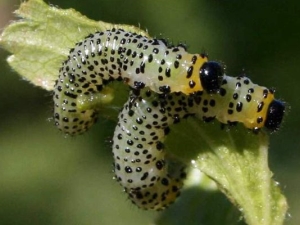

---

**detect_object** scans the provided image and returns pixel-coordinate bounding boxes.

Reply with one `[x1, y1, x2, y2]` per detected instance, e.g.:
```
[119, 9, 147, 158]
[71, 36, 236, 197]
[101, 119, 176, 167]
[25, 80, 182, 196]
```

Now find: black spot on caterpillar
[112, 76, 284, 210]
[53, 28, 224, 134]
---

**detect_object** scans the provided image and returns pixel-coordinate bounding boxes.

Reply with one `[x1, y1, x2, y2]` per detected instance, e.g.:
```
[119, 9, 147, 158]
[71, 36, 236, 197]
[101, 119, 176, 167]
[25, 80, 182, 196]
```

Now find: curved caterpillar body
[53, 28, 224, 135]
[113, 89, 188, 210]
[53, 28, 285, 210]
[112, 76, 284, 210]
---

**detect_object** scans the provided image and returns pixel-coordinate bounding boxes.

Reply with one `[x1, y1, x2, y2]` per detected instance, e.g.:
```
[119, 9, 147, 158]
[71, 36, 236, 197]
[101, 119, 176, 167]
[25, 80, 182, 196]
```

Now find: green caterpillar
[53, 28, 224, 135]
[53, 28, 285, 210]
[112, 75, 284, 210]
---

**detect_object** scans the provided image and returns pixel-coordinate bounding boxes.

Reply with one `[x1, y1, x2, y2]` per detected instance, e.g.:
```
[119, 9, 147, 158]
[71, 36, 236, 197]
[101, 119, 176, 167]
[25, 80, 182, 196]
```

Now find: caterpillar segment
[112, 79, 285, 210]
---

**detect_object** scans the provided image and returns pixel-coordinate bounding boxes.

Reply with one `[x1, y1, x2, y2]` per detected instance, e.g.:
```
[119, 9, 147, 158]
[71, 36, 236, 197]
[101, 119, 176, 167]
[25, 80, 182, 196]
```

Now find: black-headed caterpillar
[112, 76, 285, 210]
[53, 28, 285, 210]
[53, 28, 224, 134]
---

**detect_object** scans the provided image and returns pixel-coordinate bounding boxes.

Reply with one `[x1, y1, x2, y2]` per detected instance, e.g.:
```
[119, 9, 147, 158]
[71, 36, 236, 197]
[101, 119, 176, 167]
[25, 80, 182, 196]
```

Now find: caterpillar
[112, 75, 284, 210]
[53, 27, 285, 210]
[53, 28, 224, 135]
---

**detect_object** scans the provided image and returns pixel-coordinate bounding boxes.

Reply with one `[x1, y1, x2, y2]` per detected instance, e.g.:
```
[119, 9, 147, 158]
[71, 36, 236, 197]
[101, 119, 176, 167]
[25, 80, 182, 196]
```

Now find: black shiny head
[264, 100, 285, 132]
[199, 61, 224, 93]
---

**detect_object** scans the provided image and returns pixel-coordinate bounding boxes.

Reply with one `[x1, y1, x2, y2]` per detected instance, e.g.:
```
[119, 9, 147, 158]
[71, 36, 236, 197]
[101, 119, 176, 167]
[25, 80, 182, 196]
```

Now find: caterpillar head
[264, 99, 285, 132]
[199, 61, 224, 93]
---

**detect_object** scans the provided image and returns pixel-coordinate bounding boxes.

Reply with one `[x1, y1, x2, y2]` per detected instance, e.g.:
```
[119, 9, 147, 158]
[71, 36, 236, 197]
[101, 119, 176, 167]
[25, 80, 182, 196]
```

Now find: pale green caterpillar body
[53, 28, 285, 210]
[112, 75, 285, 210]
[113, 89, 187, 210]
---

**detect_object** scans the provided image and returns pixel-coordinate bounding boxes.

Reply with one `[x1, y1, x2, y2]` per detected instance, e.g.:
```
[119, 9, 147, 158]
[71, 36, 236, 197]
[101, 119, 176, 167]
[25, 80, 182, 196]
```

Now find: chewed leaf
[0, 0, 148, 90]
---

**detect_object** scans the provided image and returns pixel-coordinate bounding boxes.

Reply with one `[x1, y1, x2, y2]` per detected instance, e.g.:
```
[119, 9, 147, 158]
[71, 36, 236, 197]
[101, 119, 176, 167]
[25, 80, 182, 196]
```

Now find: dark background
[0, 0, 299, 224]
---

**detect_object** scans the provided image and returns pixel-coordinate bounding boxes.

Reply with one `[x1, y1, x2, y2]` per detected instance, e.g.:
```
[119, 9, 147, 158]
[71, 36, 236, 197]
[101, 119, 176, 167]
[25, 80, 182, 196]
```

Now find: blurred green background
[0, 0, 299, 224]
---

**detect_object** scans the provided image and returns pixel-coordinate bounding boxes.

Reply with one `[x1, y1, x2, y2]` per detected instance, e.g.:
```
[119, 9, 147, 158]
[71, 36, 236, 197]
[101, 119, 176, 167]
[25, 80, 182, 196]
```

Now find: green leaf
[158, 120, 288, 225]
[0, 1, 288, 224]
[0, 0, 148, 90]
